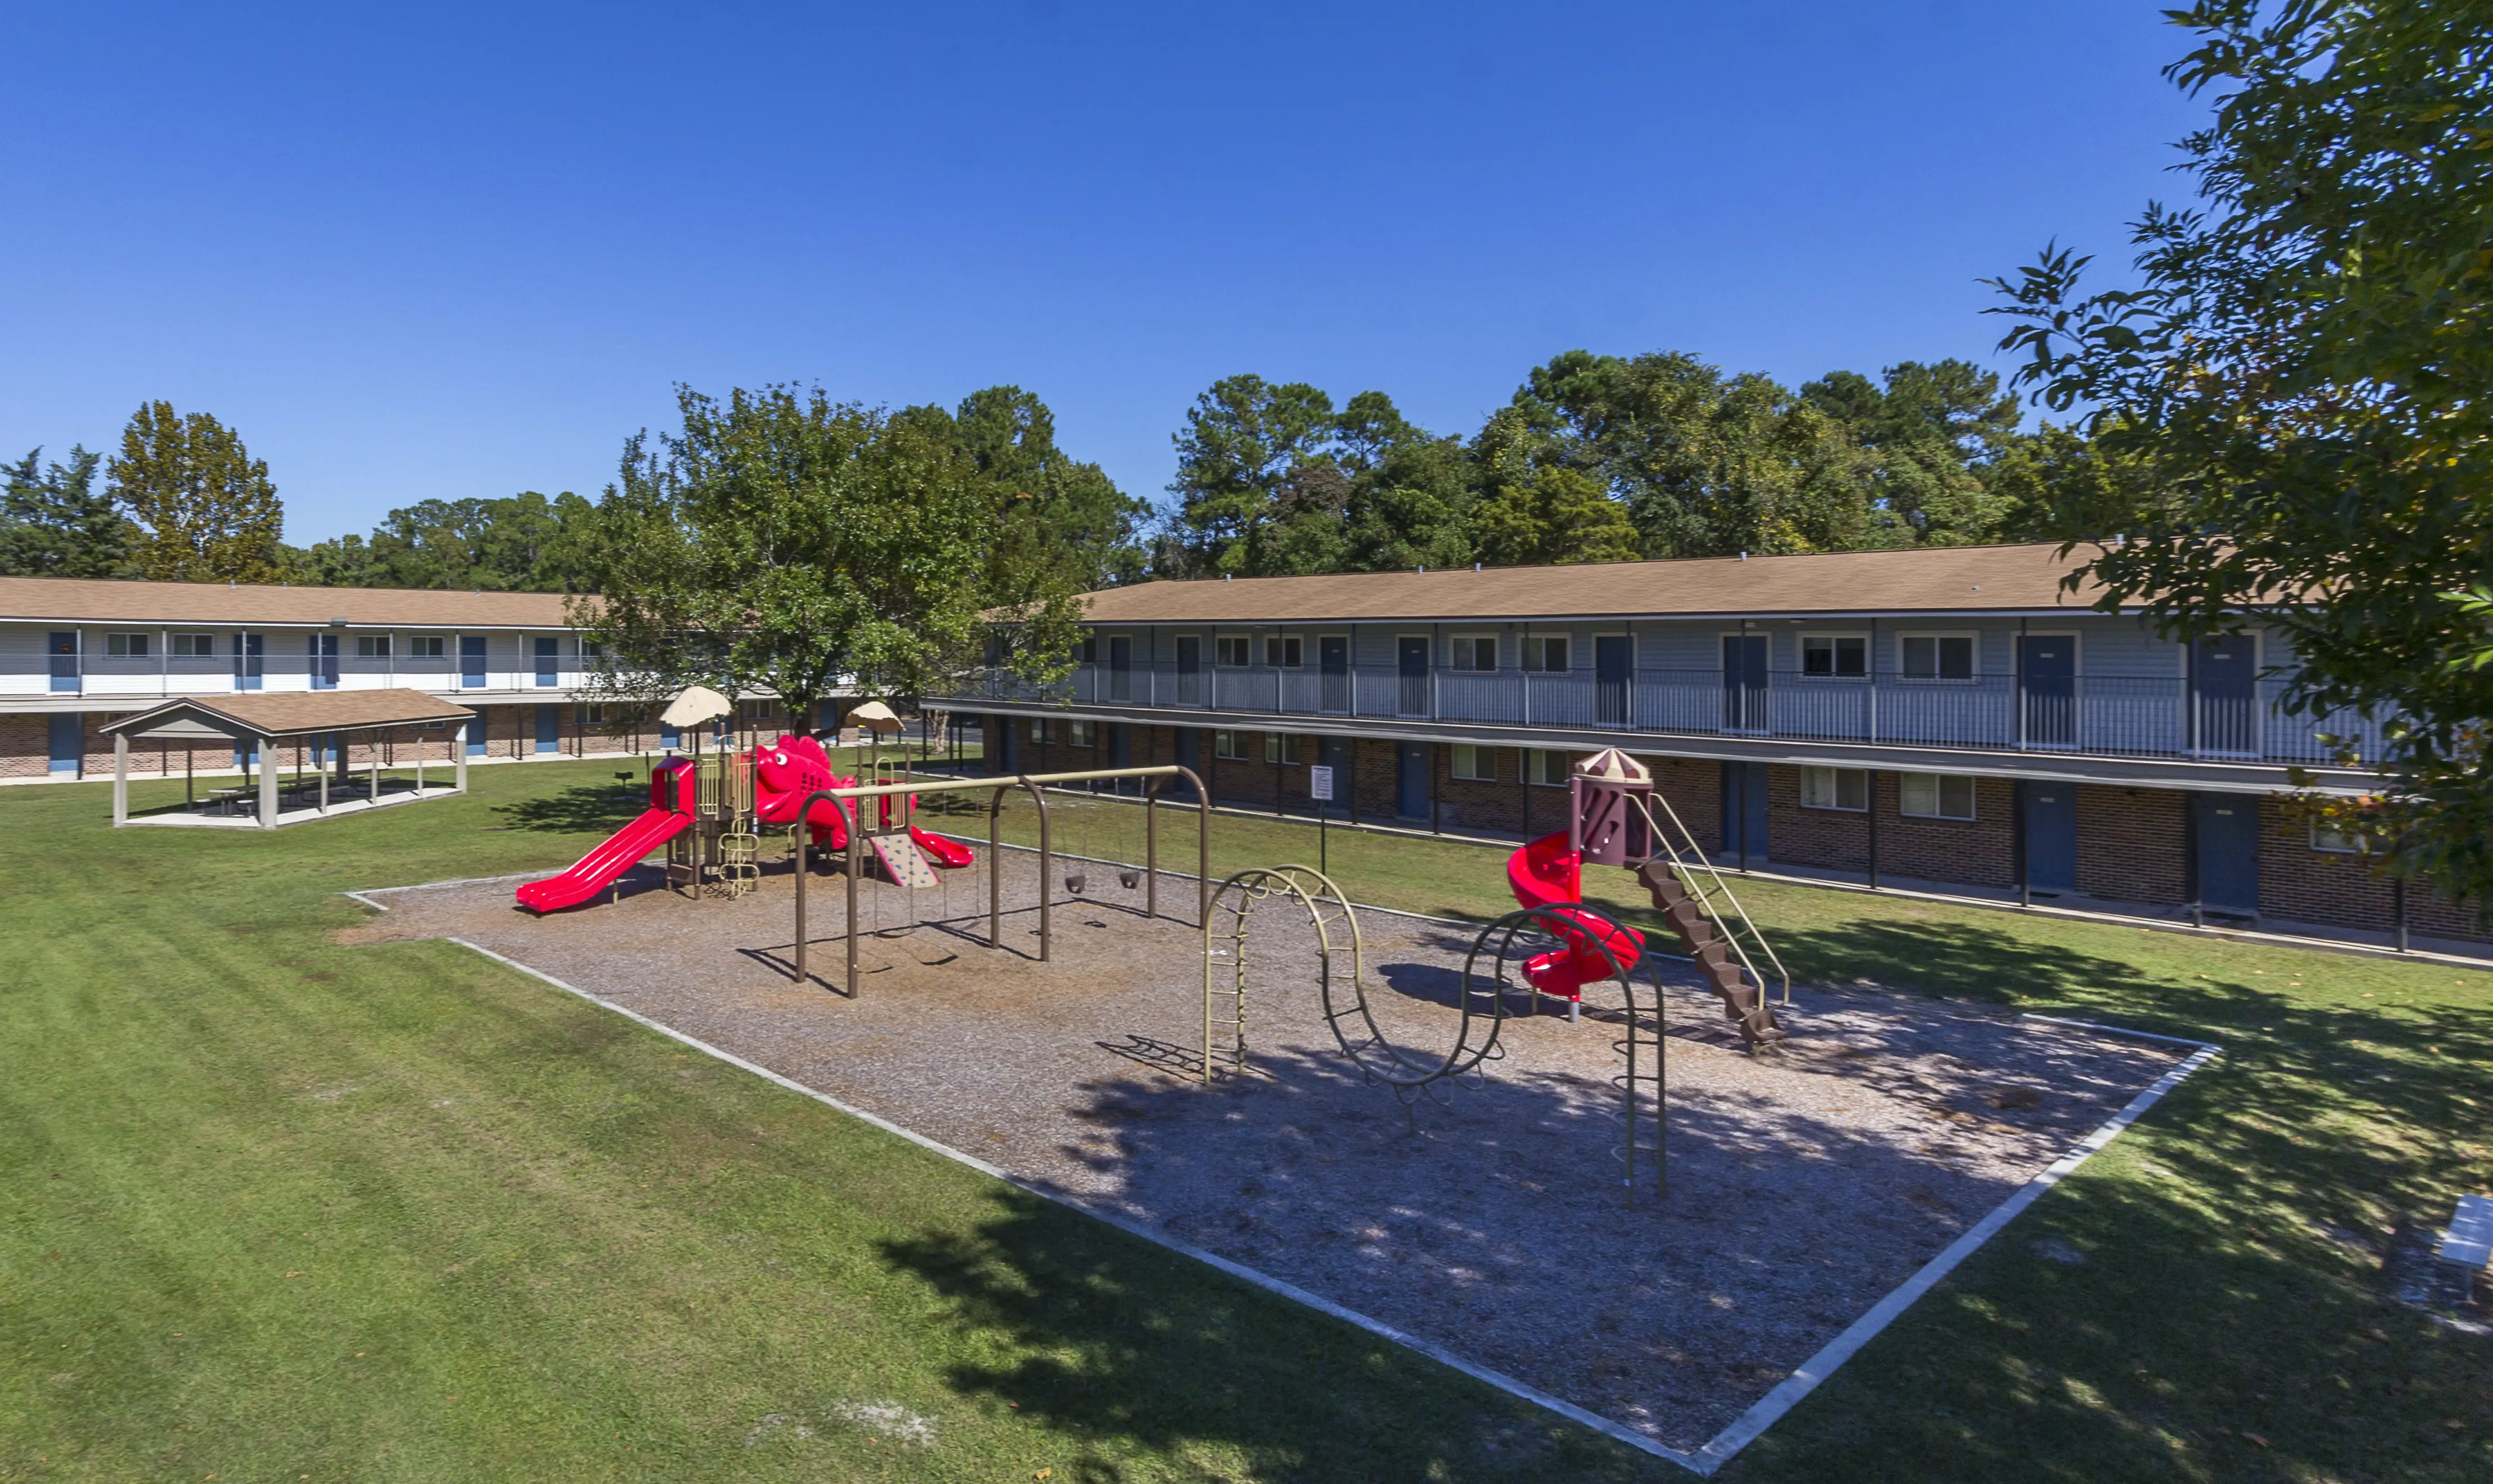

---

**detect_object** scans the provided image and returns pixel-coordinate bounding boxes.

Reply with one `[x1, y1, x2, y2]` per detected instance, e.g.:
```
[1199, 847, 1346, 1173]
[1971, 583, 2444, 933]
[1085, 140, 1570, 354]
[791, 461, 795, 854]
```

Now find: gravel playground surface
[344, 849, 2183, 1454]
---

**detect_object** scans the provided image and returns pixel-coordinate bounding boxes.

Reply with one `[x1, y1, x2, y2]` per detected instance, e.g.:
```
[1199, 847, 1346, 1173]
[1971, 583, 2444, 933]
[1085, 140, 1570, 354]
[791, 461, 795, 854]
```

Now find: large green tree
[1164, 375, 1341, 575]
[575, 384, 1082, 727]
[1801, 359, 2024, 543]
[904, 385, 1148, 592]
[1, 445, 132, 577]
[106, 403, 284, 582]
[1988, 0, 2493, 900]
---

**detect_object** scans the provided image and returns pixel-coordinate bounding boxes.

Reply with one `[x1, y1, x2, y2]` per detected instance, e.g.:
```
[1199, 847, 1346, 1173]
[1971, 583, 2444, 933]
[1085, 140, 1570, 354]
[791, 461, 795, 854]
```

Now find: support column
[454, 723, 470, 791]
[112, 732, 129, 826]
[258, 735, 279, 827]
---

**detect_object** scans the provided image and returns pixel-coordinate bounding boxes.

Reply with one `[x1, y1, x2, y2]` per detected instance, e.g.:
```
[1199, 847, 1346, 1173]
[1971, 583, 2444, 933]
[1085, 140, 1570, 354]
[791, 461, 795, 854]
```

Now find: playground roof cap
[101, 688, 477, 742]
[1071, 542, 2114, 623]
[0, 574, 588, 629]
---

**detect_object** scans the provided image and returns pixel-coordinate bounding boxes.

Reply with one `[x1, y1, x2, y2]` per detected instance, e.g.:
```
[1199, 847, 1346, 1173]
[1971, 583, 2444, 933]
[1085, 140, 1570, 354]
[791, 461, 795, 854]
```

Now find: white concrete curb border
[410, 920, 2221, 1476]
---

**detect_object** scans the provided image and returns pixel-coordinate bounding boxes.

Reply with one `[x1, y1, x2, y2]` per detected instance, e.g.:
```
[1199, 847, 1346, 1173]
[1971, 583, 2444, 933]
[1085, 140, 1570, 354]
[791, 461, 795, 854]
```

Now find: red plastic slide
[516, 759, 697, 913]
[908, 825, 975, 868]
[1504, 830, 1644, 1002]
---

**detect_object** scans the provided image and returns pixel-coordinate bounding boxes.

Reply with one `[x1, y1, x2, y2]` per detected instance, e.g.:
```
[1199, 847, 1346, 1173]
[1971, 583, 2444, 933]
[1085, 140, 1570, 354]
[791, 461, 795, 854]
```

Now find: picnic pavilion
[100, 689, 477, 829]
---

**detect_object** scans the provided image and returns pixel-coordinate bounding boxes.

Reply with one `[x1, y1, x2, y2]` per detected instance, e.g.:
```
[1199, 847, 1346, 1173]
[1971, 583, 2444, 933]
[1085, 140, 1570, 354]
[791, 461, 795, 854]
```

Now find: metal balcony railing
[942, 663, 2389, 768]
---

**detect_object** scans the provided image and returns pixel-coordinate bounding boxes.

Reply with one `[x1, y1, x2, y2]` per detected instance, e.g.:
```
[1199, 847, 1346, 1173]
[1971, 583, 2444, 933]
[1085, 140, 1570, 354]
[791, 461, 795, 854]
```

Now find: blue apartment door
[1397, 636, 1430, 717]
[467, 712, 488, 756]
[2022, 781, 2077, 893]
[2192, 636, 2257, 756]
[1319, 636, 1351, 714]
[535, 705, 561, 753]
[991, 715, 1017, 773]
[460, 635, 488, 689]
[1175, 635, 1203, 705]
[1107, 636, 1134, 701]
[2192, 794, 2260, 914]
[2019, 635, 2075, 748]
[1721, 635, 1768, 732]
[233, 633, 265, 691]
[1395, 740, 1429, 820]
[48, 631, 79, 693]
[309, 632, 339, 689]
[534, 636, 560, 688]
[1720, 761, 1769, 868]
[1320, 735, 1350, 814]
[1595, 635, 1631, 726]
[1107, 722, 1131, 770]
[48, 713, 81, 773]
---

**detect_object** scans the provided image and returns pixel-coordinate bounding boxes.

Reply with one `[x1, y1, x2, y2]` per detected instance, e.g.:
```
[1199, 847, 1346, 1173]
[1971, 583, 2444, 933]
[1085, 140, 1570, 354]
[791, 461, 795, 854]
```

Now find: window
[1901, 634, 1976, 681]
[407, 635, 445, 659]
[1068, 720, 1095, 748]
[1801, 635, 1867, 679]
[1264, 732, 1296, 764]
[1028, 717, 1050, 743]
[1215, 635, 1251, 667]
[1451, 744, 1496, 782]
[105, 632, 151, 658]
[1800, 766, 1869, 811]
[1265, 635, 1303, 668]
[418, 719, 444, 730]
[1449, 635, 1498, 672]
[1214, 730, 1248, 761]
[2311, 821, 2371, 854]
[172, 632, 215, 657]
[739, 699, 773, 721]
[356, 635, 391, 659]
[1527, 749, 1572, 786]
[1523, 635, 1571, 672]
[580, 639, 606, 662]
[1899, 772, 1977, 820]
[1078, 634, 1098, 664]
[574, 703, 606, 726]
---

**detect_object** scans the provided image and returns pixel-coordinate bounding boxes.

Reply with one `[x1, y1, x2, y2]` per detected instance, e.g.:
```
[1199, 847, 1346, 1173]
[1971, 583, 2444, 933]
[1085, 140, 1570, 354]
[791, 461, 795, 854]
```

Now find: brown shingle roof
[102, 688, 478, 740]
[0, 575, 588, 627]
[1077, 543, 2113, 623]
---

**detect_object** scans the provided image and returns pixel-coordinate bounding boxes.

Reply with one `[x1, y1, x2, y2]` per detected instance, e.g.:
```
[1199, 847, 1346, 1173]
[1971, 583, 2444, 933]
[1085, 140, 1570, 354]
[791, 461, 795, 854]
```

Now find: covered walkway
[101, 690, 477, 829]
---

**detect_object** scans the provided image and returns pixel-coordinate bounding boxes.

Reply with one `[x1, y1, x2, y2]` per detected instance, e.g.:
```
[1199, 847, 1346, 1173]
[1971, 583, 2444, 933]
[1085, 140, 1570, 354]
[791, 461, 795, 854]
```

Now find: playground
[348, 730, 2193, 1457]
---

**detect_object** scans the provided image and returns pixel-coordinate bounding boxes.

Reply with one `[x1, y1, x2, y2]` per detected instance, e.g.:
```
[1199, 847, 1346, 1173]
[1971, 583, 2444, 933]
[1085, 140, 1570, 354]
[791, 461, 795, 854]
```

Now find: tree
[107, 403, 284, 582]
[1332, 391, 1475, 572]
[575, 384, 1083, 729]
[1469, 462, 1640, 568]
[907, 385, 1148, 592]
[1164, 375, 1340, 575]
[1801, 360, 2024, 544]
[1, 445, 132, 577]
[1987, 0, 2493, 900]
[282, 491, 604, 591]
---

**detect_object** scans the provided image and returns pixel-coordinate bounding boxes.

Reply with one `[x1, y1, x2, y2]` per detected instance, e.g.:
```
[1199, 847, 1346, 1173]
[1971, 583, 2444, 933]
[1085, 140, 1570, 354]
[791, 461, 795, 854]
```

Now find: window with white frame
[1264, 635, 1303, 668]
[1068, 720, 1095, 748]
[1900, 633, 1977, 681]
[1214, 729, 1248, 761]
[1800, 766, 1869, 811]
[1451, 743, 1497, 781]
[172, 632, 216, 657]
[574, 703, 606, 725]
[2310, 820, 2371, 853]
[356, 635, 391, 659]
[105, 632, 151, 658]
[1527, 748, 1573, 786]
[1264, 731, 1296, 764]
[1448, 635, 1499, 672]
[1801, 634, 1867, 679]
[407, 635, 446, 659]
[1899, 771, 1977, 820]
[1523, 635, 1571, 672]
[1215, 635, 1251, 667]
[1029, 717, 1050, 743]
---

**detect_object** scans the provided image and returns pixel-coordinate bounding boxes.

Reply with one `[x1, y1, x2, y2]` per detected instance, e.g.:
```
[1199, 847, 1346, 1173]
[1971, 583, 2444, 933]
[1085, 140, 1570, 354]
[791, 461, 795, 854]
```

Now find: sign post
[1309, 763, 1334, 876]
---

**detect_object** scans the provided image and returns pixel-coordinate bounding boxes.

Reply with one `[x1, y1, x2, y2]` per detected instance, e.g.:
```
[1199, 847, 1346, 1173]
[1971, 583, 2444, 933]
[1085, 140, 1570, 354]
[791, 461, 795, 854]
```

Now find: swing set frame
[788, 765, 1211, 999]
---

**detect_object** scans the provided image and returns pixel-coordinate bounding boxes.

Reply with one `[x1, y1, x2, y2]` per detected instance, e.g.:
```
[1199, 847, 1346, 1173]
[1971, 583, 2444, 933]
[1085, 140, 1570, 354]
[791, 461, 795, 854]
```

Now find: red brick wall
[1766, 764, 1871, 872]
[0, 713, 49, 779]
[2076, 785, 2189, 905]
[1863, 771, 2018, 889]
[2258, 795, 2487, 943]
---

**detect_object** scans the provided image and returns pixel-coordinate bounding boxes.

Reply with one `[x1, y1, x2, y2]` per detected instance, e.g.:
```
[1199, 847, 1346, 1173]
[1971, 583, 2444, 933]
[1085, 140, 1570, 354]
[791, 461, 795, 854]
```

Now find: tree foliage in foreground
[1987, 0, 2493, 902]
[574, 384, 1086, 727]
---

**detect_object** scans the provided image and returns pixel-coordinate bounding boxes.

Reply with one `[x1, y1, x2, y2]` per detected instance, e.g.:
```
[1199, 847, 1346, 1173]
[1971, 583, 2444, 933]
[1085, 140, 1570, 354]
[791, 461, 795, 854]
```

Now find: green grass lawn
[4, 761, 2489, 1482]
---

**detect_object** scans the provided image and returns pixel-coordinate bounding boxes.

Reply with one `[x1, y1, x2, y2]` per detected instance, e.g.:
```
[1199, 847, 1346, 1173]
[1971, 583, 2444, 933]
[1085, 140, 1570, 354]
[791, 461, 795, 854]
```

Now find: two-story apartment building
[950, 542, 2482, 949]
[0, 576, 779, 781]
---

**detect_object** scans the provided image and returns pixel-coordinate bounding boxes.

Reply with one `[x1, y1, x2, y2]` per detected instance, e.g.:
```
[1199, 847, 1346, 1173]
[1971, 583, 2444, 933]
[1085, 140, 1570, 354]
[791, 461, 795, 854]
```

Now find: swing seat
[1118, 868, 1141, 889]
[1066, 871, 1088, 894]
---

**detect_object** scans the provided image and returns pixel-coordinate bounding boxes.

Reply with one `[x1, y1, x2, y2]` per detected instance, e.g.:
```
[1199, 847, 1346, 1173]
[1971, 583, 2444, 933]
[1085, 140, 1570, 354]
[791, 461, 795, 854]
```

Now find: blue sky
[0, 3, 2212, 545]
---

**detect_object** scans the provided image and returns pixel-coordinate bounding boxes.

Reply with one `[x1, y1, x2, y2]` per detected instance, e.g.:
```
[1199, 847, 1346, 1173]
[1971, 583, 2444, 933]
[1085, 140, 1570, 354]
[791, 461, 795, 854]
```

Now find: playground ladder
[1631, 794, 1789, 1048]
[1611, 970, 1667, 1205]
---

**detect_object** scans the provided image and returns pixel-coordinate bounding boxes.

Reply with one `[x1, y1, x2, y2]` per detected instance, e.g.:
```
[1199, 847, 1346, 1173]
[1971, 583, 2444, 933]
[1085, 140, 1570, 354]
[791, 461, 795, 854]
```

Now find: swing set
[787, 764, 1213, 999]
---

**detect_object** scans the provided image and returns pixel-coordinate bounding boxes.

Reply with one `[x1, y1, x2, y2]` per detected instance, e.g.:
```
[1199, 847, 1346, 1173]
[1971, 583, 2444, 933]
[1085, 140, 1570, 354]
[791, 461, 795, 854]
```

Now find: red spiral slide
[1504, 830, 1645, 1002]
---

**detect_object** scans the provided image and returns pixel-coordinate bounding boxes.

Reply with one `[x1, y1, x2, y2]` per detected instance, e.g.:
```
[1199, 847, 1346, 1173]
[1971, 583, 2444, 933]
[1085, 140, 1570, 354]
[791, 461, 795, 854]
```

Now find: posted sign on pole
[1309, 764, 1335, 803]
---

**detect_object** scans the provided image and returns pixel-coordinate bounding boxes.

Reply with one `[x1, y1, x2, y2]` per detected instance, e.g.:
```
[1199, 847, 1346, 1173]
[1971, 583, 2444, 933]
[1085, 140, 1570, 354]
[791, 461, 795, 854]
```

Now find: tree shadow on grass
[490, 783, 648, 835]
